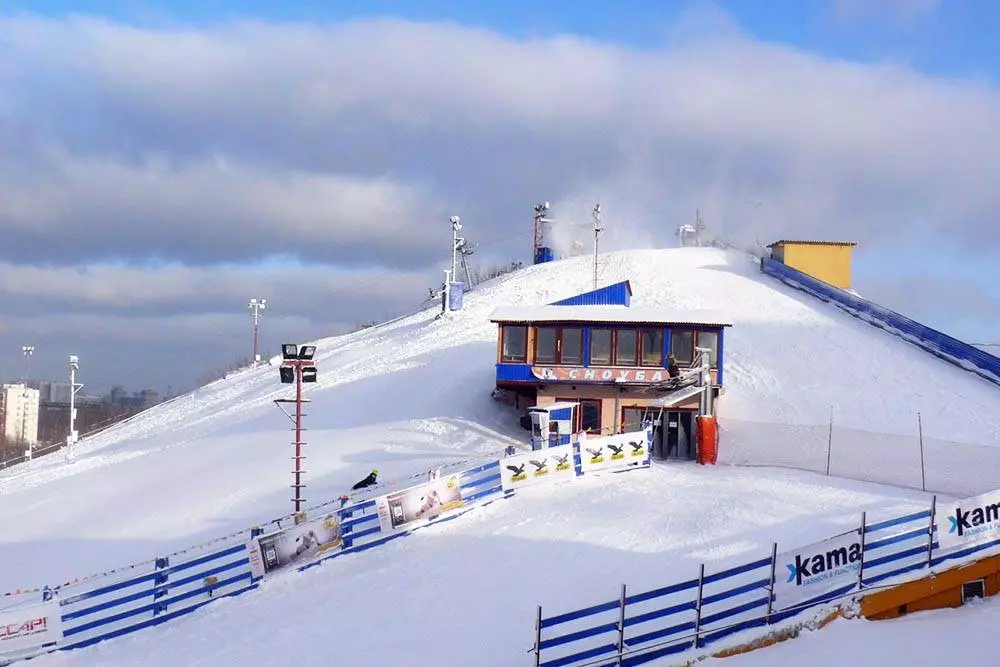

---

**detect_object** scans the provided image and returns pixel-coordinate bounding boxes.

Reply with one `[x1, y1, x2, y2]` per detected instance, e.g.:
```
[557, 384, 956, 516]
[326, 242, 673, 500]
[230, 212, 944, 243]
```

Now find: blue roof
[549, 280, 632, 307]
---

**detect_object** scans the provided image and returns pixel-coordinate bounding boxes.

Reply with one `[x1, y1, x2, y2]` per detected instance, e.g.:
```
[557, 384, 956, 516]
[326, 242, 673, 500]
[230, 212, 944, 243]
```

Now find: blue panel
[716, 329, 725, 385]
[551, 408, 572, 421]
[550, 280, 632, 307]
[447, 282, 464, 311]
[703, 557, 772, 585]
[865, 510, 931, 533]
[542, 599, 622, 628]
[495, 363, 535, 383]
[761, 258, 1000, 386]
[582, 328, 592, 366]
[539, 621, 619, 650]
[535, 247, 555, 264]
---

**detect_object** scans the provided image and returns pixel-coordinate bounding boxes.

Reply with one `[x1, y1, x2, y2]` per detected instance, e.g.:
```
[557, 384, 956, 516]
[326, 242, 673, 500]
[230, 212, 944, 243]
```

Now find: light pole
[591, 202, 604, 289]
[21, 345, 34, 457]
[248, 298, 267, 367]
[273, 343, 318, 514]
[66, 355, 84, 461]
[533, 201, 552, 264]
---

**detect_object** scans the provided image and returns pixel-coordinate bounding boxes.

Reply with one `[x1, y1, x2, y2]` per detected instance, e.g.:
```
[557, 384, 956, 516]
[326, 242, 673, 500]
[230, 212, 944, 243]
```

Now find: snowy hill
[5, 247, 1000, 665]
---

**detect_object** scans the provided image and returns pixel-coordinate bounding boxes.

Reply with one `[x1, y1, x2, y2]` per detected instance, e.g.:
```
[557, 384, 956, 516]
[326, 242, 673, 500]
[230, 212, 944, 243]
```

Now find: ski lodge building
[489, 281, 731, 460]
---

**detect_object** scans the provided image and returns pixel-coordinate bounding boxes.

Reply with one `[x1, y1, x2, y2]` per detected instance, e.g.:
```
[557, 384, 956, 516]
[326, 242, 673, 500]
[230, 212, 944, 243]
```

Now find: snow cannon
[533, 201, 556, 264]
[526, 402, 577, 450]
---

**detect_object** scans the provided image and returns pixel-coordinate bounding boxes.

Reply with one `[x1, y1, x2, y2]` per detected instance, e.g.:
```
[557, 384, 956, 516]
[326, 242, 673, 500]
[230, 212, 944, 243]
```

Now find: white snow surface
[3, 247, 1000, 664]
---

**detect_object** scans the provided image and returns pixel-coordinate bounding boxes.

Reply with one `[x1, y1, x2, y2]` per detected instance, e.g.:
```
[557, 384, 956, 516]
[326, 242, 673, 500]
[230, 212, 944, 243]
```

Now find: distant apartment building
[0, 383, 40, 445]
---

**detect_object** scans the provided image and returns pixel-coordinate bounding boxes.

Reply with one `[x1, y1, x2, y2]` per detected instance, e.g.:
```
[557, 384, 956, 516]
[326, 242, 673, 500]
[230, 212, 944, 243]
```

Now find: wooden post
[918, 412, 926, 492]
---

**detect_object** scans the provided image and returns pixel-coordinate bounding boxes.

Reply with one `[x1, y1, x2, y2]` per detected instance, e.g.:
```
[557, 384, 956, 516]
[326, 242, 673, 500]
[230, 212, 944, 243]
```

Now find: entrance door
[663, 411, 695, 460]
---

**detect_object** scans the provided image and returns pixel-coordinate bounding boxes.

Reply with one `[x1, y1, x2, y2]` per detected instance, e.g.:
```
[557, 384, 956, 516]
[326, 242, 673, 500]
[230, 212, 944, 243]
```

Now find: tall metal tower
[248, 298, 267, 366]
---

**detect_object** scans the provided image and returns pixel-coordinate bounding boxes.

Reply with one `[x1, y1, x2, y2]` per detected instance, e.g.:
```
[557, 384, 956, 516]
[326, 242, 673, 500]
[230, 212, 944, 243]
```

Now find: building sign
[532, 366, 678, 384]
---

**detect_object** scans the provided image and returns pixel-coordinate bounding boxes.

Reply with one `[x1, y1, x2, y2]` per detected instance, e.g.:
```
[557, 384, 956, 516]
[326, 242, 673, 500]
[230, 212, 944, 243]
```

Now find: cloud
[0, 11, 997, 391]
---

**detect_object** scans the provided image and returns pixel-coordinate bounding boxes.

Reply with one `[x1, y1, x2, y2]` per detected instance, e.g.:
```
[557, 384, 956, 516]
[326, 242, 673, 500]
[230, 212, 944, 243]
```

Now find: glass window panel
[615, 329, 637, 365]
[501, 325, 527, 362]
[670, 330, 694, 364]
[581, 400, 602, 433]
[697, 331, 719, 366]
[561, 328, 582, 364]
[535, 327, 557, 364]
[590, 329, 612, 365]
[640, 329, 664, 367]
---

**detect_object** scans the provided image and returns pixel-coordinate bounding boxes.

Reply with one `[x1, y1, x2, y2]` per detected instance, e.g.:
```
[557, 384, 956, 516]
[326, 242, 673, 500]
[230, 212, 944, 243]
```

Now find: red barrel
[696, 415, 718, 465]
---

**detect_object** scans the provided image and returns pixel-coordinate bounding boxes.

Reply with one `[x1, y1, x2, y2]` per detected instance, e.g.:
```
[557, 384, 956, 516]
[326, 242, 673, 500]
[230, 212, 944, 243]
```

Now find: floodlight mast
[66, 355, 83, 461]
[248, 298, 267, 367]
[274, 343, 318, 513]
[592, 203, 603, 289]
[21, 345, 34, 458]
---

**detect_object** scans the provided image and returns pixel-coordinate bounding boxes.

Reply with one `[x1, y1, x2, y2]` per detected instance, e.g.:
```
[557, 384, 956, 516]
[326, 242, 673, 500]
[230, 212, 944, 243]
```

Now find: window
[580, 399, 602, 434]
[670, 329, 694, 365]
[535, 327, 558, 364]
[621, 407, 647, 433]
[561, 328, 583, 365]
[534, 326, 583, 365]
[500, 325, 527, 362]
[590, 329, 612, 365]
[962, 579, 985, 604]
[640, 329, 664, 367]
[696, 330, 719, 367]
[615, 329, 637, 365]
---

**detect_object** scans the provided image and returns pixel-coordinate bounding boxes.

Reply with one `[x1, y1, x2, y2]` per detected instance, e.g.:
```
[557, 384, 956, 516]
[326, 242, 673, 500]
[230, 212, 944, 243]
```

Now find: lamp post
[248, 298, 267, 367]
[273, 343, 318, 513]
[21, 345, 34, 457]
[591, 202, 604, 289]
[66, 355, 83, 461]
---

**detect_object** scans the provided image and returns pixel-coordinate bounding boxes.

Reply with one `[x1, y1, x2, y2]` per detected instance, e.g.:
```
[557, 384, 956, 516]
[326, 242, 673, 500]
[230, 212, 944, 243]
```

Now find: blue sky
[0, 0, 998, 391]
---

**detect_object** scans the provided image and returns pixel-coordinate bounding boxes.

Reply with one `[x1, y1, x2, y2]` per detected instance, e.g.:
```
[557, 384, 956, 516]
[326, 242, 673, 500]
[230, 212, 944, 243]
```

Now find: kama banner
[248, 511, 343, 578]
[937, 488, 1000, 551]
[0, 600, 63, 656]
[499, 444, 575, 492]
[375, 474, 464, 532]
[772, 529, 863, 611]
[578, 428, 650, 473]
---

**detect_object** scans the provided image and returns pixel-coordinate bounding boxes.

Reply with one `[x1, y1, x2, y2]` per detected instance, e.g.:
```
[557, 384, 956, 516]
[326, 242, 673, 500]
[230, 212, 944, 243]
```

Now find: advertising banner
[249, 511, 343, 577]
[773, 529, 862, 611]
[578, 428, 650, 473]
[0, 600, 63, 655]
[375, 474, 464, 532]
[499, 444, 575, 492]
[938, 489, 1000, 551]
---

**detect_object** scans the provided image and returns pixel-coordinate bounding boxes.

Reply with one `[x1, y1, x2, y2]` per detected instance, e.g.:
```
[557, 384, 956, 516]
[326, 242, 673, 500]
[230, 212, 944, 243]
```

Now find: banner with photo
[578, 428, 651, 473]
[247, 511, 343, 578]
[772, 529, 862, 611]
[0, 600, 63, 656]
[499, 444, 575, 492]
[937, 488, 1000, 551]
[375, 474, 465, 533]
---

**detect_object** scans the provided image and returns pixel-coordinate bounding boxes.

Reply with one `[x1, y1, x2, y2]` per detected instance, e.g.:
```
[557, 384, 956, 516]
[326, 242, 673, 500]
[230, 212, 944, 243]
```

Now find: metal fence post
[825, 406, 833, 476]
[927, 495, 937, 568]
[617, 584, 627, 666]
[765, 543, 777, 623]
[693, 563, 706, 648]
[857, 512, 867, 589]
[534, 605, 542, 667]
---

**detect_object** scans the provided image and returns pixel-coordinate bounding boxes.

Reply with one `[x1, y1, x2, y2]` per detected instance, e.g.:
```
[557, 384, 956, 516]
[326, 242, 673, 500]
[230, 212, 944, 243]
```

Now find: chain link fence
[719, 414, 1000, 497]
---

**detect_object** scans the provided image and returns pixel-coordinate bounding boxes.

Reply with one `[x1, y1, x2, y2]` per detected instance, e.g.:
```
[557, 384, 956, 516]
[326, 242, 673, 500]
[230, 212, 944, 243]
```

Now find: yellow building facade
[767, 240, 858, 289]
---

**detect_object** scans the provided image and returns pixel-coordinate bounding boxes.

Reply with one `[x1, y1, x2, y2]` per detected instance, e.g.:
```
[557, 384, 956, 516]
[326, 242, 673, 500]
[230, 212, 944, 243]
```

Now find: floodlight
[301, 366, 318, 383]
[69, 355, 79, 366]
[298, 345, 316, 360]
[282, 343, 298, 360]
[279, 366, 295, 384]
[450, 215, 462, 231]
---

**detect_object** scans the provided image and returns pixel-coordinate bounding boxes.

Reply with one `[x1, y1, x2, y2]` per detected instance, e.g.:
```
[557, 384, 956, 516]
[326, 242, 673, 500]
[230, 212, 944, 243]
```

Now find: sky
[0, 0, 998, 395]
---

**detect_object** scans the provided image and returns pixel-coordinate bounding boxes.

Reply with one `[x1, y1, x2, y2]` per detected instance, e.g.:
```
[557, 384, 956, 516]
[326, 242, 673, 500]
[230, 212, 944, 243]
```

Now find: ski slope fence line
[719, 415, 1000, 497]
[760, 257, 1000, 387]
[528, 487, 1000, 667]
[0, 428, 653, 665]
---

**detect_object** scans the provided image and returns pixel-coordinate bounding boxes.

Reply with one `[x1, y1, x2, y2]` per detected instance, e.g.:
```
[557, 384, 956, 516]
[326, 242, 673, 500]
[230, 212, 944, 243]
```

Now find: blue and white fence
[528, 488, 1000, 666]
[761, 257, 1000, 387]
[0, 428, 652, 665]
